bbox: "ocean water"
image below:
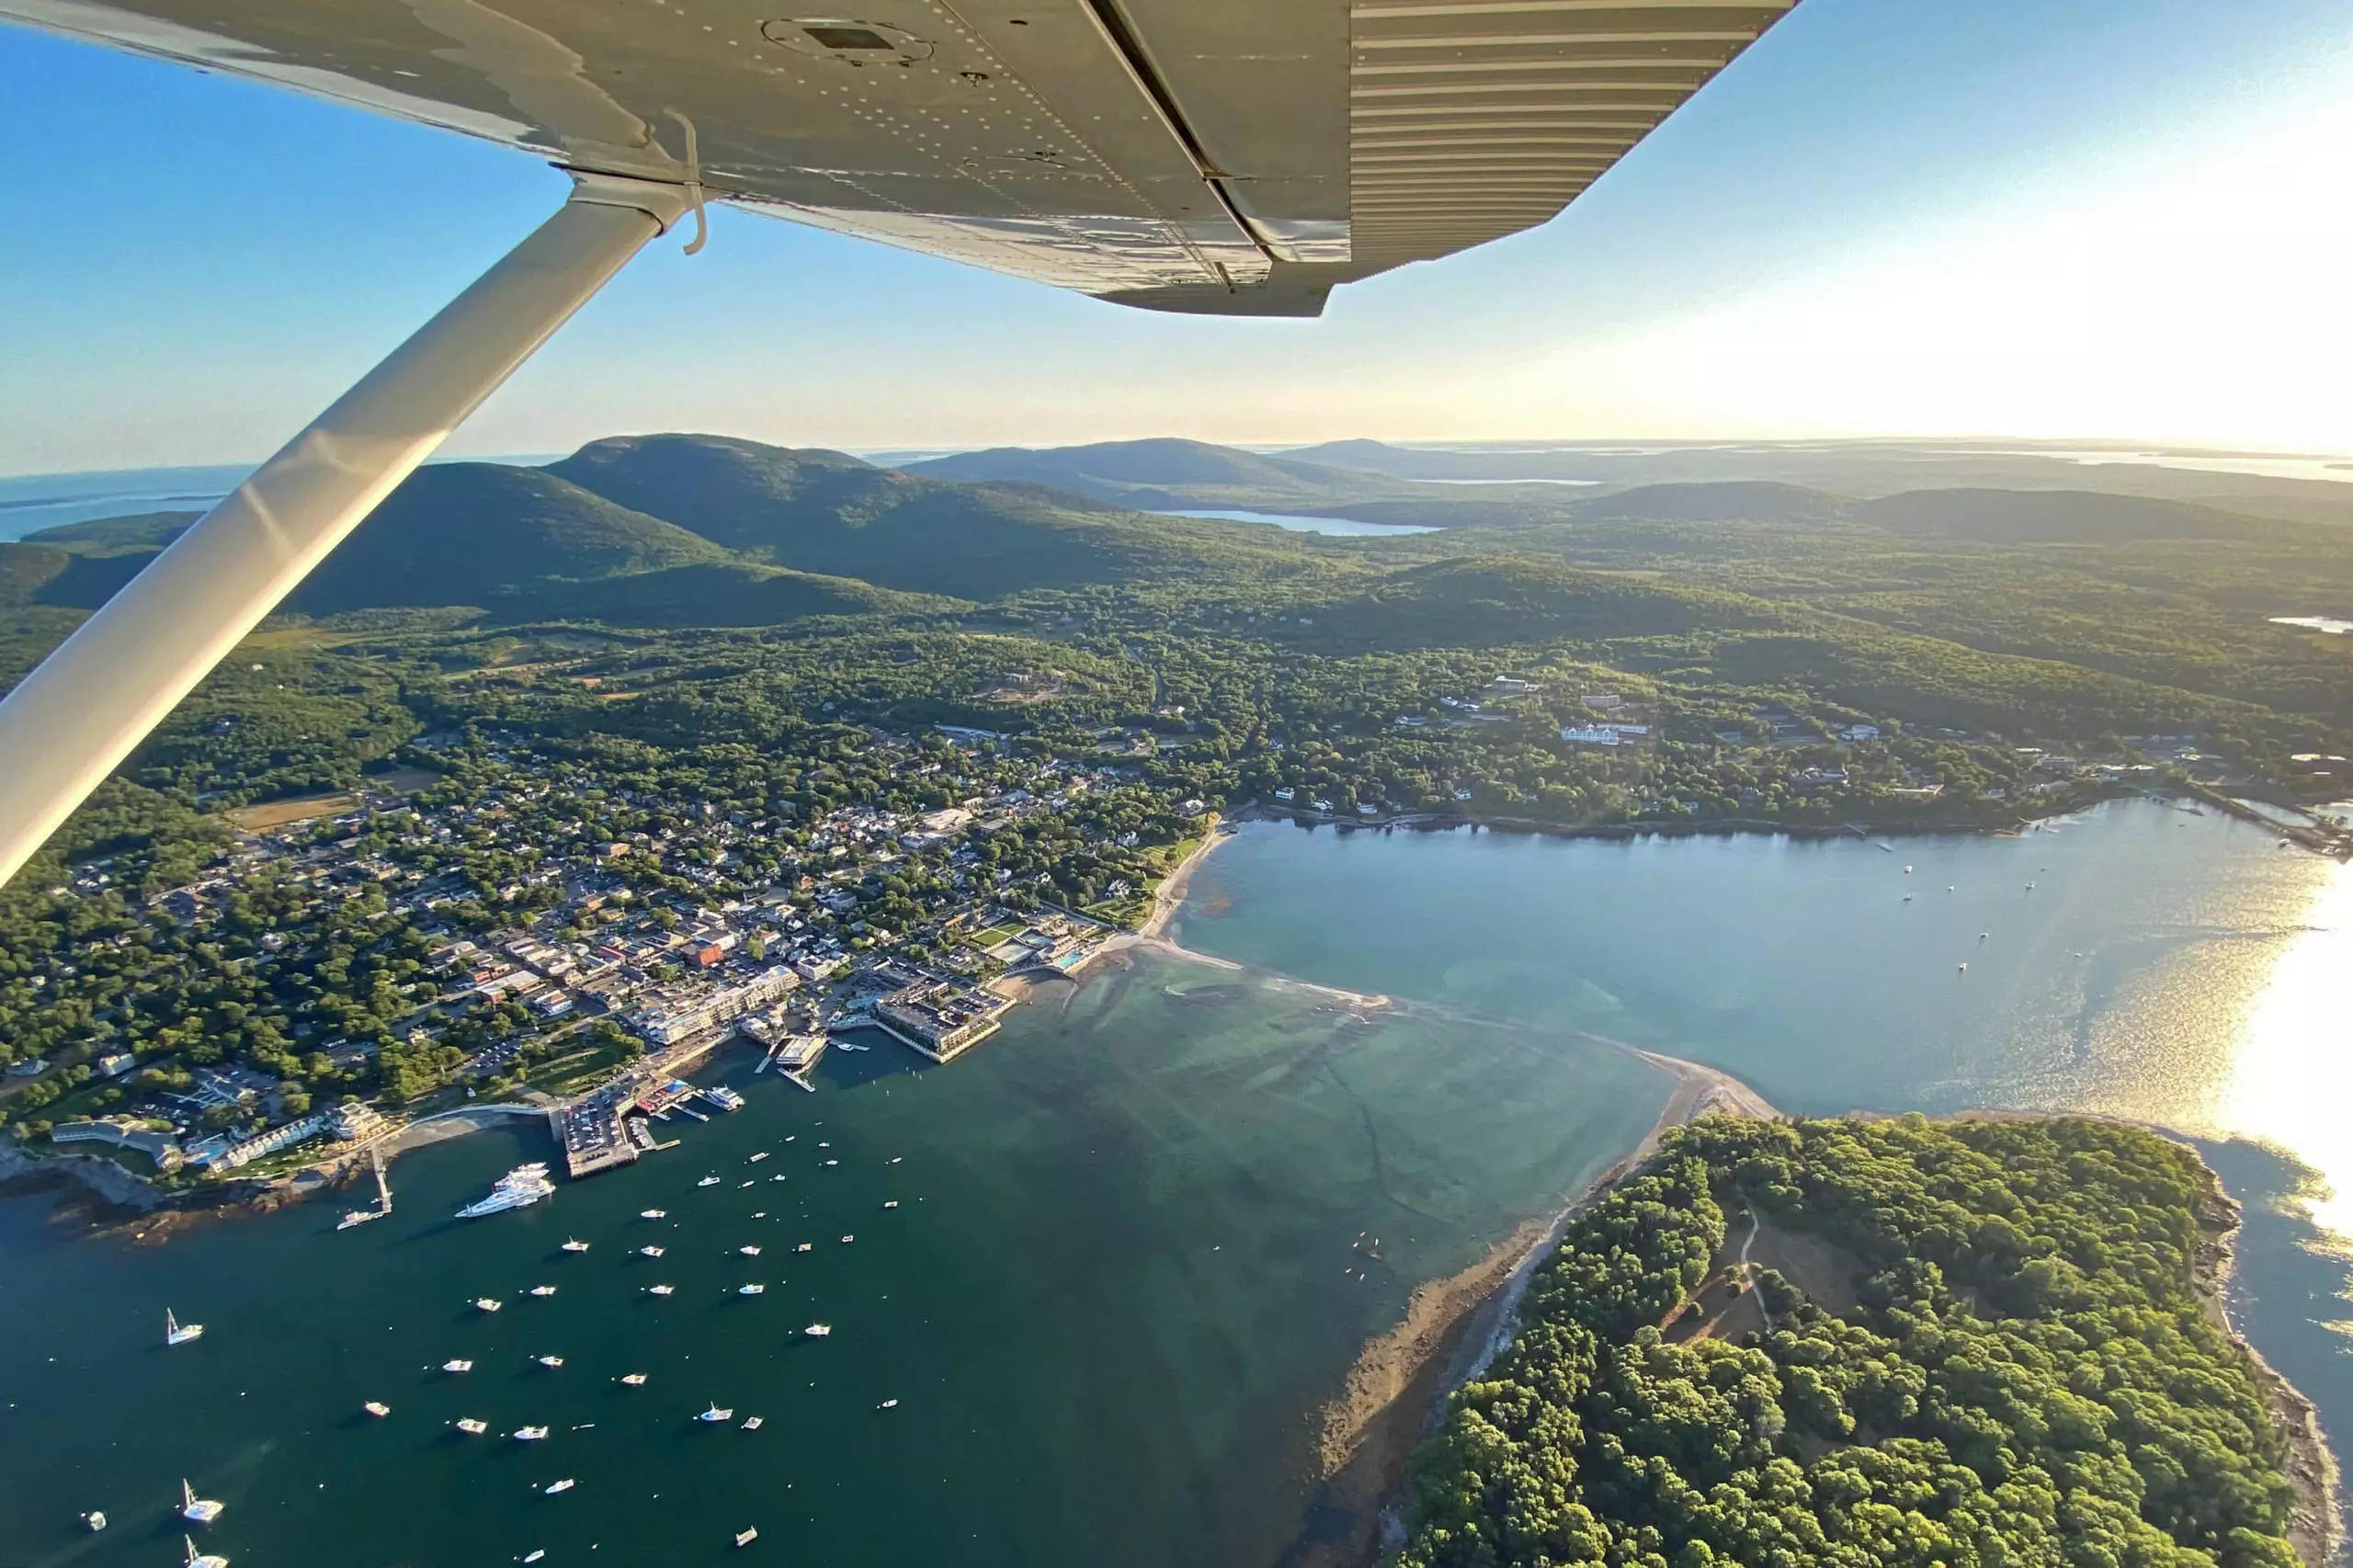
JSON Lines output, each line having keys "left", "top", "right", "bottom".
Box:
{"left": 0, "top": 951, "right": 1665, "bottom": 1567}
{"left": 1172, "top": 802, "right": 2353, "bottom": 1533}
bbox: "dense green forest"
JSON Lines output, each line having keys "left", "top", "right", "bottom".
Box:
{"left": 1397, "top": 1116, "right": 2307, "bottom": 1568}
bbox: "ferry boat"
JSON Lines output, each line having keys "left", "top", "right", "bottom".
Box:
{"left": 457, "top": 1163, "right": 554, "bottom": 1219}
{"left": 529, "top": 1285, "right": 557, "bottom": 1297}
{"left": 513, "top": 1426, "right": 550, "bottom": 1441}
{"left": 740, "top": 1415, "right": 763, "bottom": 1431}
{"left": 165, "top": 1309, "right": 204, "bottom": 1346}
{"left": 699, "top": 1403, "right": 733, "bottom": 1423}
{"left": 647, "top": 1284, "right": 675, "bottom": 1296}
{"left": 184, "top": 1533, "right": 230, "bottom": 1568}
{"left": 738, "top": 1283, "right": 766, "bottom": 1295}
{"left": 180, "top": 1480, "right": 224, "bottom": 1525}
{"left": 536, "top": 1355, "right": 564, "bottom": 1369}
{"left": 640, "top": 1209, "right": 667, "bottom": 1220}
{"left": 543, "top": 1479, "right": 575, "bottom": 1495}
{"left": 561, "top": 1237, "right": 590, "bottom": 1252}
{"left": 639, "top": 1245, "right": 665, "bottom": 1258}
{"left": 802, "top": 1323, "right": 832, "bottom": 1338}
{"left": 620, "top": 1373, "right": 648, "bottom": 1386}
{"left": 364, "top": 1402, "right": 392, "bottom": 1417}
{"left": 703, "top": 1086, "right": 746, "bottom": 1112}
{"left": 455, "top": 1418, "right": 488, "bottom": 1435}
{"left": 697, "top": 1176, "right": 722, "bottom": 1187}
{"left": 473, "top": 1298, "right": 503, "bottom": 1313}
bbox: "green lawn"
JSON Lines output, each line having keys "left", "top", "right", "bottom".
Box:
{"left": 524, "top": 1040, "right": 631, "bottom": 1097}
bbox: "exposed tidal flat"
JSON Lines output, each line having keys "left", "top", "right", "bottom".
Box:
{"left": 0, "top": 950, "right": 1670, "bottom": 1567}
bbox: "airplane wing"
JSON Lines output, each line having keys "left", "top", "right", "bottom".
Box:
{"left": 1, "top": 0, "right": 1796, "bottom": 317}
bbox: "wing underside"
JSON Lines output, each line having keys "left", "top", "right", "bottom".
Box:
{"left": 4, "top": 0, "right": 1794, "bottom": 314}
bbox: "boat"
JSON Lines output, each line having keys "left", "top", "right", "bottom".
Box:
{"left": 879, "top": 1398, "right": 898, "bottom": 1409}
{"left": 364, "top": 1402, "right": 392, "bottom": 1417}
{"left": 823, "top": 1159, "right": 837, "bottom": 1167}
{"left": 456, "top": 1418, "right": 488, "bottom": 1435}
{"left": 180, "top": 1480, "right": 224, "bottom": 1525}
{"left": 748, "top": 1152, "right": 769, "bottom": 1163}
{"left": 525, "top": 1553, "right": 545, "bottom": 1564}
{"left": 620, "top": 1373, "right": 648, "bottom": 1386}
{"left": 770, "top": 1175, "right": 786, "bottom": 1183}
{"left": 837, "top": 1041, "right": 868, "bottom": 1052}
{"left": 704, "top": 1086, "right": 745, "bottom": 1111}
{"left": 699, "top": 1403, "right": 733, "bottom": 1423}
{"left": 184, "top": 1533, "right": 230, "bottom": 1568}
{"left": 739, "top": 1244, "right": 762, "bottom": 1256}
{"left": 513, "top": 1426, "right": 550, "bottom": 1441}
{"left": 741, "top": 1415, "right": 763, "bottom": 1430}
{"left": 165, "top": 1309, "right": 204, "bottom": 1346}
{"left": 888, "top": 1156, "right": 902, "bottom": 1165}
{"left": 529, "top": 1285, "right": 557, "bottom": 1297}
{"left": 794, "top": 1243, "right": 813, "bottom": 1253}
{"left": 536, "top": 1354, "right": 564, "bottom": 1368}
{"left": 443, "top": 1358, "right": 473, "bottom": 1373}
{"left": 639, "top": 1245, "right": 665, "bottom": 1257}
{"left": 882, "top": 1200, "right": 899, "bottom": 1210}
{"left": 543, "top": 1479, "right": 575, "bottom": 1495}
{"left": 84, "top": 1511, "right": 107, "bottom": 1531}
{"left": 457, "top": 1163, "right": 555, "bottom": 1220}
{"left": 802, "top": 1323, "right": 832, "bottom": 1338}
{"left": 561, "top": 1239, "right": 590, "bottom": 1253}
{"left": 335, "top": 1207, "right": 383, "bottom": 1230}
{"left": 735, "top": 1528, "right": 758, "bottom": 1547}
{"left": 647, "top": 1284, "right": 675, "bottom": 1296}
{"left": 697, "top": 1176, "right": 722, "bottom": 1187}
{"left": 738, "top": 1283, "right": 766, "bottom": 1295}
{"left": 641, "top": 1209, "right": 667, "bottom": 1220}
{"left": 474, "top": 1298, "right": 503, "bottom": 1313}
{"left": 840, "top": 1234, "right": 855, "bottom": 1244}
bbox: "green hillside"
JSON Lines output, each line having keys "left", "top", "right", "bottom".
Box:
{"left": 517, "top": 561, "right": 961, "bottom": 628}
{"left": 549, "top": 433, "right": 1329, "bottom": 598}
{"left": 1292, "top": 557, "right": 1783, "bottom": 650}
{"left": 24, "top": 510, "right": 200, "bottom": 551}
{"left": 0, "top": 542, "right": 153, "bottom": 609}
{"left": 1857, "top": 488, "right": 2265, "bottom": 542}
{"left": 1575, "top": 481, "right": 1849, "bottom": 524}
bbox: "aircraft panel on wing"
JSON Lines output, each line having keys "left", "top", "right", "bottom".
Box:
{"left": 0, "top": 0, "right": 1794, "bottom": 312}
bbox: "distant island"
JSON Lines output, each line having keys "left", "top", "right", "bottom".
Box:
{"left": 1395, "top": 1115, "right": 2337, "bottom": 1568}
{"left": 4, "top": 433, "right": 2350, "bottom": 1185}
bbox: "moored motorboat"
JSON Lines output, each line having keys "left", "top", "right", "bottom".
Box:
{"left": 802, "top": 1323, "right": 832, "bottom": 1338}
{"left": 734, "top": 1528, "right": 758, "bottom": 1547}
{"left": 647, "top": 1284, "right": 675, "bottom": 1296}
{"left": 529, "top": 1285, "right": 557, "bottom": 1297}
{"left": 561, "top": 1238, "right": 590, "bottom": 1252}
{"left": 738, "top": 1283, "right": 766, "bottom": 1295}
{"left": 444, "top": 1358, "right": 473, "bottom": 1373}
{"left": 544, "top": 1479, "right": 575, "bottom": 1495}
{"left": 741, "top": 1415, "right": 763, "bottom": 1430}
{"left": 457, "top": 1163, "right": 554, "bottom": 1220}
{"left": 639, "top": 1245, "right": 665, "bottom": 1257}
{"left": 473, "top": 1298, "right": 502, "bottom": 1313}
{"left": 364, "top": 1402, "right": 392, "bottom": 1417}
{"left": 455, "top": 1418, "right": 489, "bottom": 1435}
{"left": 513, "top": 1426, "right": 550, "bottom": 1441}
{"left": 738, "top": 1244, "right": 761, "bottom": 1256}
{"left": 84, "top": 1511, "right": 107, "bottom": 1531}
{"left": 620, "top": 1373, "right": 648, "bottom": 1386}
{"left": 699, "top": 1403, "right": 733, "bottom": 1423}
{"left": 641, "top": 1209, "right": 666, "bottom": 1219}
{"left": 697, "top": 1176, "right": 722, "bottom": 1187}
{"left": 536, "top": 1354, "right": 564, "bottom": 1369}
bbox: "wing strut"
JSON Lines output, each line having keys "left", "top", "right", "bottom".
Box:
{"left": 0, "top": 172, "right": 690, "bottom": 891}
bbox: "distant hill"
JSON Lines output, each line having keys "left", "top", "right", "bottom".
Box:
{"left": 1574, "top": 482, "right": 1847, "bottom": 525}
{"left": 24, "top": 510, "right": 201, "bottom": 552}
{"left": 1855, "top": 488, "right": 2262, "bottom": 543}
{"left": 1293, "top": 557, "right": 1782, "bottom": 650}
{"left": 549, "top": 434, "right": 1324, "bottom": 598}
{"left": 0, "top": 541, "right": 157, "bottom": 609}
{"left": 901, "top": 437, "right": 1358, "bottom": 504}
{"left": 520, "top": 561, "right": 960, "bottom": 628}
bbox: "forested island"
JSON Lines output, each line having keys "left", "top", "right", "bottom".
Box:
{"left": 4, "top": 435, "right": 2350, "bottom": 1173}
{"left": 1396, "top": 1115, "right": 2334, "bottom": 1568}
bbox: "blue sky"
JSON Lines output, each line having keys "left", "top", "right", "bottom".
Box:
{"left": 2, "top": 0, "right": 2349, "bottom": 475}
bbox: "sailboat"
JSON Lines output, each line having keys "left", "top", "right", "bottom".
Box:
{"left": 184, "top": 1534, "right": 230, "bottom": 1568}
{"left": 165, "top": 1309, "right": 204, "bottom": 1346}
{"left": 179, "top": 1480, "right": 223, "bottom": 1525}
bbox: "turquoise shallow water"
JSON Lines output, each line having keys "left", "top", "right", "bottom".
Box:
{"left": 0, "top": 950, "right": 1665, "bottom": 1567}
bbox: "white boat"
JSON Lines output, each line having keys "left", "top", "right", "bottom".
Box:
{"left": 794, "top": 1243, "right": 813, "bottom": 1253}
{"left": 697, "top": 1176, "right": 722, "bottom": 1187}
{"left": 740, "top": 1415, "right": 763, "bottom": 1430}
{"left": 180, "top": 1480, "right": 224, "bottom": 1525}
{"left": 620, "top": 1373, "right": 648, "bottom": 1386}
{"left": 738, "top": 1283, "right": 766, "bottom": 1295}
{"left": 837, "top": 1041, "right": 869, "bottom": 1052}
{"left": 879, "top": 1398, "right": 898, "bottom": 1409}
{"left": 561, "top": 1238, "right": 590, "bottom": 1252}
{"left": 85, "top": 1511, "right": 108, "bottom": 1530}
{"left": 455, "top": 1418, "right": 489, "bottom": 1434}
{"left": 739, "top": 1180, "right": 754, "bottom": 1188}
{"left": 802, "top": 1323, "right": 832, "bottom": 1338}
{"left": 888, "top": 1156, "right": 902, "bottom": 1165}
{"left": 840, "top": 1234, "right": 855, "bottom": 1244}
{"left": 473, "top": 1298, "right": 503, "bottom": 1313}
{"left": 734, "top": 1528, "right": 758, "bottom": 1547}
{"left": 165, "top": 1309, "right": 204, "bottom": 1346}
{"left": 335, "top": 1207, "right": 383, "bottom": 1230}
{"left": 647, "top": 1284, "right": 675, "bottom": 1296}
{"left": 443, "top": 1358, "right": 473, "bottom": 1373}
{"left": 699, "top": 1403, "right": 733, "bottom": 1423}
{"left": 525, "top": 1553, "right": 545, "bottom": 1563}
{"left": 748, "top": 1152, "right": 769, "bottom": 1163}
{"left": 364, "top": 1402, "right": 392, "bottom": 1417}
{"left": 738, "top": 1244, "right": 762, "bottom": 1256}
{"left": 823, "top": 1160, "right": 837, "bottom": 1167}
{"left": 184, "top": 1533, "right": 230, "bottom": 1568}
{"left": 457, "top": 1163, "right": 554, "bottom": 1219}
{"left": 883, "top": 1200, "right": 899, "bottom": 1210}
{"left": 543, "top": 1479, "right": 575, "bottom": 1495}
{"left": 641, "top": 1209, "right": 667, "bottom": 1219}
{"left": 640, "top": 1245, "right": 665, "bottom": 1257}
{"left": 513, "top": 1426, "right": 550, "bottom": 1441}
{"left": 529, "top": 1285, "right": 557, "bottom": 1297}
{"left": 536, "top": 1355, "right": 564, "bottom": 1368}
